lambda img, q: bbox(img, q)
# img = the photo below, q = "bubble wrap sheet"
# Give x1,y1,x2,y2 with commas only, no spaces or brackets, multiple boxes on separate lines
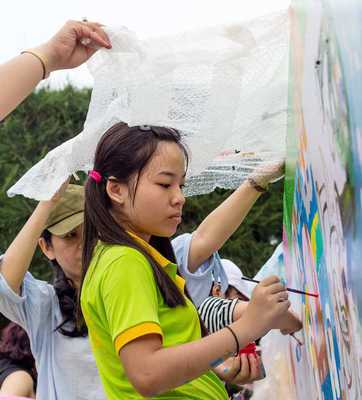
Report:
8,11,289,200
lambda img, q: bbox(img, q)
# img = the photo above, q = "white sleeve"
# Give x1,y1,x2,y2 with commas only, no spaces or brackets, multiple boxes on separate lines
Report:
172,233,228,307
0,270,55,334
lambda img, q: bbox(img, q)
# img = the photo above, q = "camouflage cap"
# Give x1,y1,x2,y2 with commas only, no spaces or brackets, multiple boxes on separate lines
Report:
45,184,84,236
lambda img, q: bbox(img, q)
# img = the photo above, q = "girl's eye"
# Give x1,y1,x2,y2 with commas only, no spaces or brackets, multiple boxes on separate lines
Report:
158,183,171,188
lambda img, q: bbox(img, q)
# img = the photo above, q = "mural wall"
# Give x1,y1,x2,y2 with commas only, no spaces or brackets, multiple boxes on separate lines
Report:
284,0,362,398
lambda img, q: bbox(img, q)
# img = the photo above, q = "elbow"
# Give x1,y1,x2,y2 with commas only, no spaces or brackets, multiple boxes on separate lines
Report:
131,373,166,398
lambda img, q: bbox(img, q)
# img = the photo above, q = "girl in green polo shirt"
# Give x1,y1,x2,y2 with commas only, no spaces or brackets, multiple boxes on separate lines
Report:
80,122,292,399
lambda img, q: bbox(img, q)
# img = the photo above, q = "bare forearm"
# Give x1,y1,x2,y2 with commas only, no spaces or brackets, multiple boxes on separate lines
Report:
189,181,260,272
232,301,248,321
0,53,45,121
1,201,53,293
123,321,254,397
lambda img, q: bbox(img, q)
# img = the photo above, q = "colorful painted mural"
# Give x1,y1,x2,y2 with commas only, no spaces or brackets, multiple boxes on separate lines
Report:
283,0,362,398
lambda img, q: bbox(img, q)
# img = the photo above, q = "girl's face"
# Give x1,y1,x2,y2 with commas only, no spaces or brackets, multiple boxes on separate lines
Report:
39,224,83,288
110,142,186,242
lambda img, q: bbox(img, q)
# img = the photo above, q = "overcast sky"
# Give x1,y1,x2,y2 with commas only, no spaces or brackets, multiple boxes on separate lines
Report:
1,0,290,88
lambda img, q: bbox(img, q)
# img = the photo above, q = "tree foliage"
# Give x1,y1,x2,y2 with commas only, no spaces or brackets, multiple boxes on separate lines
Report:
0,87,283,284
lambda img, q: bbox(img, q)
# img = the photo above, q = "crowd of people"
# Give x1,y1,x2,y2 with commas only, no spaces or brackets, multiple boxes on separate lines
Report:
0,20,302,399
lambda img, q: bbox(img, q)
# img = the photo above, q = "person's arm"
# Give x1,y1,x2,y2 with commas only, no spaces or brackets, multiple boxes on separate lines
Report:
198,295,301,337
0,370,35,398
0,20,111,121
0,182,67,294
198,296,245,333
233,299,301,334
0,201,55,294
118,276,290,397
187,163,284,272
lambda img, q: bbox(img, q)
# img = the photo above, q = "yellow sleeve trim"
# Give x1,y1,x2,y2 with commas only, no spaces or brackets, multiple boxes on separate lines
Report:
115,322,163,354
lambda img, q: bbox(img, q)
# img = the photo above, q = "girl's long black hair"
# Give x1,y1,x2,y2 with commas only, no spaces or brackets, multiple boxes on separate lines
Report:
80,123,190,316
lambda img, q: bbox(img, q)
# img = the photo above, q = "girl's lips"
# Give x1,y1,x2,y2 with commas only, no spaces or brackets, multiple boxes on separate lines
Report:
169,215,182,223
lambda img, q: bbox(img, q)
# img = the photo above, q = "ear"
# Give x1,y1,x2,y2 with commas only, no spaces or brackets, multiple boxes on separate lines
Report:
106,179,128,206
38,237,56,261
211,283,222,298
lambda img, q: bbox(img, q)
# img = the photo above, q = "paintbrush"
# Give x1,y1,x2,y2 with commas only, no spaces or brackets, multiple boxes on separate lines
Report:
242,276,319,298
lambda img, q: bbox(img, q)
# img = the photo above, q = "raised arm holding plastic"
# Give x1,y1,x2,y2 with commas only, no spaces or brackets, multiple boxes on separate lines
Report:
0,20,111,121
187,162,284,272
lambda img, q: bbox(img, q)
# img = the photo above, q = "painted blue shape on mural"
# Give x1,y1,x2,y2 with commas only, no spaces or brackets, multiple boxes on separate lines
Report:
294,166,342,399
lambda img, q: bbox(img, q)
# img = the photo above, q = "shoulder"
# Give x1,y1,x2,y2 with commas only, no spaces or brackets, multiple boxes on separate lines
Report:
95,243,149,264
86,244,154,289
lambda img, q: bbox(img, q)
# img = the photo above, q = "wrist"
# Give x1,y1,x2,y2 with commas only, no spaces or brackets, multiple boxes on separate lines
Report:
31,43,58,76
230,319,255,348
246,177,268,193
37,199,58,213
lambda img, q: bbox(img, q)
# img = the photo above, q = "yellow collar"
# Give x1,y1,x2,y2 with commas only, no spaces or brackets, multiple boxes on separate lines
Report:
127,231,185,293
127,231,172,267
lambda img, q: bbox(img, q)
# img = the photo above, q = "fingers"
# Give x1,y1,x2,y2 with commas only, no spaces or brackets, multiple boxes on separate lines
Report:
230,354,250,384
230,354,267,384
268,282,286,295
260,275,281,286
275,291,289,302
218,356,240,382
277,299,291,312
74,21,112,49
84,21,111,48
248,354,263,381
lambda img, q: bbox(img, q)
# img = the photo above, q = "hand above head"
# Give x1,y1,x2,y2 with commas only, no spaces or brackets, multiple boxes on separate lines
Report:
247,160,285,191
0,20,111,121
32,20,112,75
46,178,71,206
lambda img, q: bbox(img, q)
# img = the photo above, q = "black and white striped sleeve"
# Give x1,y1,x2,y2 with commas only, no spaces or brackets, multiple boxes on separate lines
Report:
197,296,239,334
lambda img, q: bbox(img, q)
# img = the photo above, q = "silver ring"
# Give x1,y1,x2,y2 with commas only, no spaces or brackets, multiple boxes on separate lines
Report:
80,17,92,46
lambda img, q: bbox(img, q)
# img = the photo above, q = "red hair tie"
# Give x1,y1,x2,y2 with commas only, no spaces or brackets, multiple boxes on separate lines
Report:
89,170,103,183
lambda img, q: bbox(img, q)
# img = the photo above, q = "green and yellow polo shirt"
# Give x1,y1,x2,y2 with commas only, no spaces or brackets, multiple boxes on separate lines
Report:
81,234,228,399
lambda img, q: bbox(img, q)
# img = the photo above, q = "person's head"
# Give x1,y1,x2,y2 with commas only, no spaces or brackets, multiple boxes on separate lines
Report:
38,184,84,288
38,184,86,337
81,122,189,310
221,259,251,301
0,323,36,377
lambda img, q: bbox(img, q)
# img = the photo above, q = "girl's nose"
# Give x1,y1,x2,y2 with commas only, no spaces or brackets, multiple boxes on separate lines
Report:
172,187,185,206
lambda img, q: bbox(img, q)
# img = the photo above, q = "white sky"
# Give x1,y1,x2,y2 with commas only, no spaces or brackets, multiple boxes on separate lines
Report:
1,0,290,88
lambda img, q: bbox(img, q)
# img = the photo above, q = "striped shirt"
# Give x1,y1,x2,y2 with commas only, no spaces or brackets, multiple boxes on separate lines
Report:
198,296,239,334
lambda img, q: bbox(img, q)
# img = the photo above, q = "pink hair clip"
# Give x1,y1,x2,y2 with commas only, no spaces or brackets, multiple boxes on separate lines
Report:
89,170,103,183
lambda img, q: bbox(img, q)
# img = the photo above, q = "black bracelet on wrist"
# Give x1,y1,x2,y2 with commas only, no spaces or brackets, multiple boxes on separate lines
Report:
225,326,240,355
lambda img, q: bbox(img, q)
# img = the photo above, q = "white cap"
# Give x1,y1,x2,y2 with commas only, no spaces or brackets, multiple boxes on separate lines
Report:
221,259,253,298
